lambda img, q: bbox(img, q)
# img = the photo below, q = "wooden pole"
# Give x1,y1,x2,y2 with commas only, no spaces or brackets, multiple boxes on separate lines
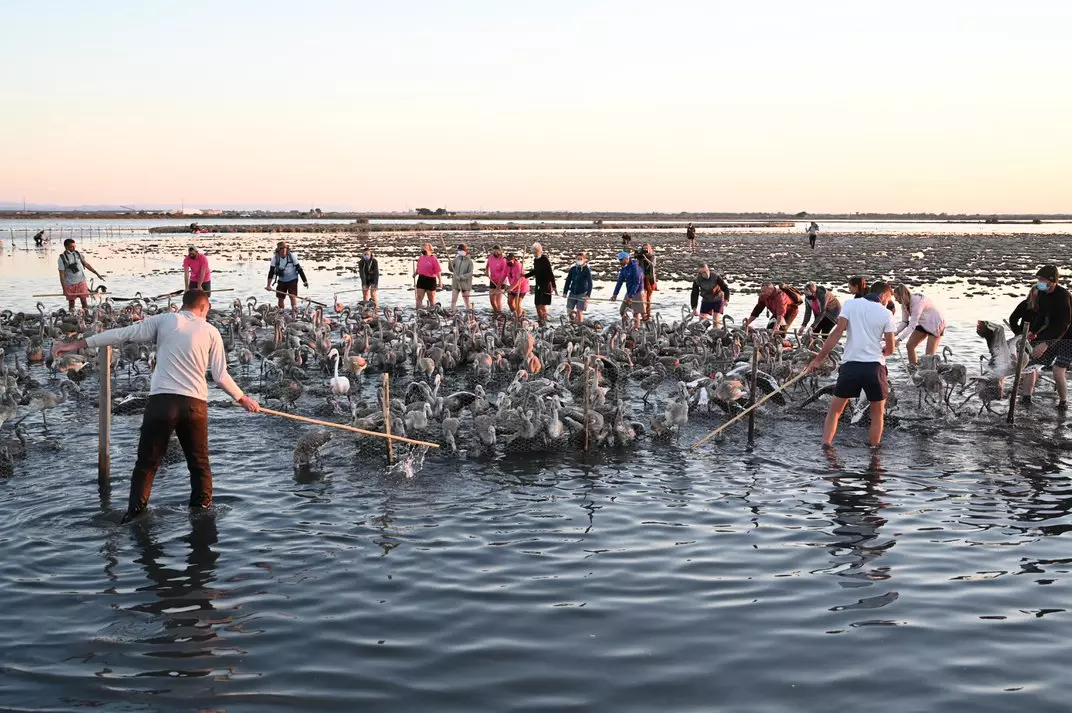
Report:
1006,334,1032,424
747,348,759,445
383,373,394,464
583,358,591,452
97,346,112,495
258,406,438,448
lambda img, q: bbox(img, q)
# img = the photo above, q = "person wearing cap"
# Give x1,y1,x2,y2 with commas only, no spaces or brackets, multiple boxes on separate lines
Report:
183,245,212,296
611,250,645,329
359,247,379,306
486,245,508,314
450,243,476,316
1020,265,1072,409
526,242,557,325
563,251,593,323
892,284,946,367
266,241,308,311
504,252,528,320
806,281,897,448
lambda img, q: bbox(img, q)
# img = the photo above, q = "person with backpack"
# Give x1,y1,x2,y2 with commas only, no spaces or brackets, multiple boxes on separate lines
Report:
611,250,645,329
562,251,593,323
266,241,309,311
359,247,379,306
743,282,800,335
57,238,105,311
689,264,731,327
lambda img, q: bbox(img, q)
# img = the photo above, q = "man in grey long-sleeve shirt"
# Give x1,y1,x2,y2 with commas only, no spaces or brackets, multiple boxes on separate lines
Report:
54,290,260,522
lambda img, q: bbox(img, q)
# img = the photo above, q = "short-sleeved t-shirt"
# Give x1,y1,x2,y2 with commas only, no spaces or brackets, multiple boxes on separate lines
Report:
58,250,86,285
416,254,442,278
271,251,301,282
841,297,897,364
182,252,211,283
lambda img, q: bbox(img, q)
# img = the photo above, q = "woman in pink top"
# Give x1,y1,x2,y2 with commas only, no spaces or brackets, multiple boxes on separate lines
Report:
183,245,212,296
503,252,528,320
412,242,442,309
486,244,508,314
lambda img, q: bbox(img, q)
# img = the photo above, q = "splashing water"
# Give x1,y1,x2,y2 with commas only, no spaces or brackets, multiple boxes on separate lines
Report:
389,445,428,478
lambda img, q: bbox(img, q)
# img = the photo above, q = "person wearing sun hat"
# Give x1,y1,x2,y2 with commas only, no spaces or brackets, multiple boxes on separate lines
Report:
182,244,212,296
1019,264,1072,410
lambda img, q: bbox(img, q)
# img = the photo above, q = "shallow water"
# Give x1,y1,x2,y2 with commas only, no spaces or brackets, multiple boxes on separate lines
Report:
3,228,1072,712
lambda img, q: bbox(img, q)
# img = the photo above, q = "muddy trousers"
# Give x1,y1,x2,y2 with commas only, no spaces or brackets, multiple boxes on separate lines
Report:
128,394,212,515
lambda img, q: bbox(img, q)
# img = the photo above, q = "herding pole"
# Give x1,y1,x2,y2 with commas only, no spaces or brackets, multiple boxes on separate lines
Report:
97,346,112,495
1007,335,1032,424
747,348,759,445
383,373,394,464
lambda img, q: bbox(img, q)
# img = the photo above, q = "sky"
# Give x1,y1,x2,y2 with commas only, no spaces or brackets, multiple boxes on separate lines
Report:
2,0,1069,213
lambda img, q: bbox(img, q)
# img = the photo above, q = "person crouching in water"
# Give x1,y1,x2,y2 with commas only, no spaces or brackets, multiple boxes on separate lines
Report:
806,281,897,448
690,264,731,326
562,251,593,323
450,243,475,317
801,282,841,334
892,284,946,367
743,283,799,336
611,250,645,329
359,247,379,306
504,252,528,320
1019,265,1072,409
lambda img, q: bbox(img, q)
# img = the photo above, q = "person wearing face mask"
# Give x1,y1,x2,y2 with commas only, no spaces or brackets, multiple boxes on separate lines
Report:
1019,265,1072,409
359,247,379,305
486,245,508,314
800,282,841,334
892,284,946,367
689,264,731,327
805,281,897,448
450,243,476,316
525,242,557,326
562,251,593,323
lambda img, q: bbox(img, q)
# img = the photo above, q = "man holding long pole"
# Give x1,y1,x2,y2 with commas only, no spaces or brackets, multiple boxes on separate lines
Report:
53,290,260,523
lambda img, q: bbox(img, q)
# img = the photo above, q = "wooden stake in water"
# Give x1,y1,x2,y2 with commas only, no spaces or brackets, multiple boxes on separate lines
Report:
583,357,591,453
97,345,112,495
1006,335,1032,424
747,348,758,445
383,373,394,464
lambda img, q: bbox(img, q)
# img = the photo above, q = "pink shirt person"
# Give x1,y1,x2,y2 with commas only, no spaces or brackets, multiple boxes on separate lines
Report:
486,254,508,286
183,251,211,284
416,254,442,279
504,259,528,294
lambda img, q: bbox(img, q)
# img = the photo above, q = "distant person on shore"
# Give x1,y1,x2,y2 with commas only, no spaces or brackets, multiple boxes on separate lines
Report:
33,230,45,247
52,289,260,523
807,222,820,249
183,245,212,297
805,281,897,448
58,238,104,312
636,242,657,322
450,243,475,316
744,283,800,335
526,242,557,326
690,264,731,327
504,252,528,320
1020,265,1072,409
486,245,508,314
892,284,946,367
267,241,308,311
621,233,632,249
563,251,593,323
686,223,697,253
801,282,841,334
359,247,379,306
413,242,442,309
611,250,645,329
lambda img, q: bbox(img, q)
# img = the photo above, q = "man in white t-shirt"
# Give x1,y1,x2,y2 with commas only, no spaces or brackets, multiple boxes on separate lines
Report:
805,280,897,447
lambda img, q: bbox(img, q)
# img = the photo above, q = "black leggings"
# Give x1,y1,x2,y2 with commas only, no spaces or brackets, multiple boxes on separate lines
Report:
129,394,213,514
812,316,836,334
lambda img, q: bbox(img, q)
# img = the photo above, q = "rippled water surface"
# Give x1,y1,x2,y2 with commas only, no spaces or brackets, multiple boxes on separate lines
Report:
3,227,1072,712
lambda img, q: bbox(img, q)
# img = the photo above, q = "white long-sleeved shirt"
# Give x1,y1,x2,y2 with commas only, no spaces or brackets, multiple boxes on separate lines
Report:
86,311,244,402
896,293,946,341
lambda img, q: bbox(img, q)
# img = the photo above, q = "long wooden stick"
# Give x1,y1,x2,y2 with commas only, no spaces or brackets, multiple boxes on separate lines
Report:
1006,334,1032,424
691,371,810,449
258,407,439,448
265,287,327,307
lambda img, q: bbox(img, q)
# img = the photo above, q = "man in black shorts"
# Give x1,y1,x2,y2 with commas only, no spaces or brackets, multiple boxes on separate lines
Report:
806,281,897,447
1021,265,1072,409
266,241,309,311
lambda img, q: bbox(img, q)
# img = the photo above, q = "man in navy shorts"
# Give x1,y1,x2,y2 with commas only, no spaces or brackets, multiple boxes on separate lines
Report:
806,281,897,447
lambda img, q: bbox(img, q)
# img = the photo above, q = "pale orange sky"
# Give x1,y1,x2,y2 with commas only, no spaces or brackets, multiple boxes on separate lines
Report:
2,1,1069,213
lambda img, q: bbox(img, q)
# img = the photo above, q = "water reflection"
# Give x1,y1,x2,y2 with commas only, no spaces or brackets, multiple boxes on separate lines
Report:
126,514,231,678
821,452,894,589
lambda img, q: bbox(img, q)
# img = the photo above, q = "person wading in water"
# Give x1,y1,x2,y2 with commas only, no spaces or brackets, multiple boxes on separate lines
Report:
52,290,260,523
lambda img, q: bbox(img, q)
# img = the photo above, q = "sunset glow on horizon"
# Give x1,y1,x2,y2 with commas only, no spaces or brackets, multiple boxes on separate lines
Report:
3,0,1069,213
